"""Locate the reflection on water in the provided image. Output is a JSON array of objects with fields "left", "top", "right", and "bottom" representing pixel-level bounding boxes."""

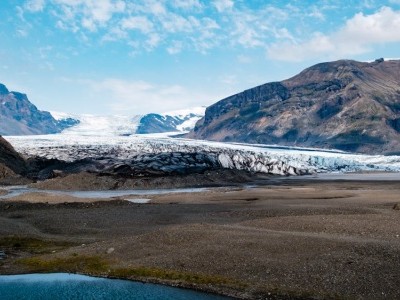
[
  {"left": 0, "top": 186, "right": 209, "bottom": 200},
  {"left": 0, "top": 273, "right": 230, "bottom": 300}
]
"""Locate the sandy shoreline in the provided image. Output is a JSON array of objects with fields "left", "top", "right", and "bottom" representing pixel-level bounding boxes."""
[{"left": 1, "top": 176, "right": 400, "bottom": 299}]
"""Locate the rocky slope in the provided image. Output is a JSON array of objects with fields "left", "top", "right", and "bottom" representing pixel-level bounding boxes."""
[
  {"left": 0, "top": 136, "right": 26, "bottom": 175},
  {"left": 0, "top": 83, "right": 76, "bottom": 135},
  {"left": 188, "top": 59, "right": 400, "bottom": 154}
]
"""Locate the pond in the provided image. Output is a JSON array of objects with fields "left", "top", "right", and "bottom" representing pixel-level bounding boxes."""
[{"left": 0, "top": 273, "right": 230, "bottom": 300}]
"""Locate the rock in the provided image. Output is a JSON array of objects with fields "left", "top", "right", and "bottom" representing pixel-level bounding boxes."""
[
  {"left": 50, "top": 169, "right": 65, "bottom": 178},
  {"left": 106, "top": 247, "right": 115, "bottom": 254},
  {"left": 393, "top": 203, "right": 400, "bottom": 210}
]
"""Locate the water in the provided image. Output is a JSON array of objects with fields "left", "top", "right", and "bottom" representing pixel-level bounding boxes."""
[
  {"left": 0, "top": 273, "right": 230, "bottom": 300},
  {"left": 0, "top": 186, "right": 209, "bottom": 200},
  {"left": 285, "top": 172, "right": 400, "bottom": 181}
]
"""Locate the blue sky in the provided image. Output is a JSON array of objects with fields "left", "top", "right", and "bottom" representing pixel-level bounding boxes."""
[{"left": 1, "top": 0, "right": 400, "bottom": 115}]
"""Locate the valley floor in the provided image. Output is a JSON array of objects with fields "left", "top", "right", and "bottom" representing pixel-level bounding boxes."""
[{"left": 1, "top": 177, "right": 400, "bottom": 299}]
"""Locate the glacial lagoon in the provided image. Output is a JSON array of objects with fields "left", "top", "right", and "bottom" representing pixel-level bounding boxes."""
[{"left": 0, "top": 273, "right": 230, "bottom": 300}]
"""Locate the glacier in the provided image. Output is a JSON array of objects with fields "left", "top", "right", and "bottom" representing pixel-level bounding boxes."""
[
  {"left": 5, "top": 134, "right": 400, "bottom": 176},
  {"left": 50, "top": 107, "right": 206, "bottom": 136}
]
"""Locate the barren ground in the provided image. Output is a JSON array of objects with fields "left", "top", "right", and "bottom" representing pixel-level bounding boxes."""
[{"left": 1, "top": 178, "right": 400, "bottom": 299}]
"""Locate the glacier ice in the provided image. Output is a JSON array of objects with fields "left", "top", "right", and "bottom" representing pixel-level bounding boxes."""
[{"left": 5, "top": 134, "right": 400, "bottom": 176}]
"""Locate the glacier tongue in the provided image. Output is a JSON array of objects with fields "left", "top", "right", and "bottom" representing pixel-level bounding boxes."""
[{"left": 5, "top": 134, "right": 400, "bottom": 176}]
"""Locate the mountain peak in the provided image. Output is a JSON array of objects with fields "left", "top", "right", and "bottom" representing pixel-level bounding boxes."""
[
  {"left": 0, "top": 83, "right": 66, "bottom": 135},
  {"left": 0, "top": 83, "right": 9, "bottom": 95},
  {"left": 188, "top": 59, "right": 400, "bottom": 154}
]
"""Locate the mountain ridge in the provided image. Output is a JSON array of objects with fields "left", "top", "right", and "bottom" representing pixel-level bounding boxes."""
[
  {"left": 0, "top": 83, "right": 77, "bottom": 135},
  {"left": 187, "top": 59, "right": 400, "bottom": 154}
]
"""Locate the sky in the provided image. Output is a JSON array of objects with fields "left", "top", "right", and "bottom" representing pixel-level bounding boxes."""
[{"left": 1, "top": 0, "right": 400, "bottom": 115}]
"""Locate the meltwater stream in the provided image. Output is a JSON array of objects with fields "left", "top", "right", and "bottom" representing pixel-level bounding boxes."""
[
  {"left": 0, "top": 273, "right": 230, "bottom": 300},
  {"left": 0, "top": 186, "right": 209, "bottom": 200}
]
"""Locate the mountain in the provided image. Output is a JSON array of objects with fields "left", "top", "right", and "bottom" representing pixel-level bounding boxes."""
[
  {"left": 52, "top": 107, "right": 205, "bottom": 136},
  {"left": 0, "top": 135, "right": 26, "bottom": 175},
  {"left": 136, "top": 107, "right": 205, "bottom": 134},
  {"left": 187, "top": 59, "right": 400, "bottom": 154},
  {"left": 0, "top": 83, "right": 77, "bottom": 135},
  {"left": 0, "top": 80, "right": 204, "bottom": 136}
]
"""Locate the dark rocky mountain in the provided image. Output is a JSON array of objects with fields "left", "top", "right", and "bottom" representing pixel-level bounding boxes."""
[
  {"left": 0, "top": 136, "right": 26, "bottom": 175},
  {"left": 0, "top": 83, "right": 77, "bottom": 135},
  {"left": 187, "top": 59, "right": 400, "bottom": 154}
]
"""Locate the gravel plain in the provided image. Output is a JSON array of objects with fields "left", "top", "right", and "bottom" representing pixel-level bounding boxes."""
[{"left": 0, "top": 176, "right": 400, "bottom": 299}]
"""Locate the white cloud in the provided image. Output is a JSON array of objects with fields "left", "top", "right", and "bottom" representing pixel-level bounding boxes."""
[
  {"left": 167, "top": 41, "right": 183, "bottom": 54},
  {"left": 268, "top": 7, "right": 400, "bottom": 61},
  {"left": 24, "top": 0, "right": 398, "bottom": 61},
  {"left": 172, "top": 0, "right": 203, "bottom": 10},
  {"left": 145, "top": 1, "right": 167, "bottom": 16},
  {"left": 25, "top": 0, "right": 45, "bottom": 12},
  {"left": 145, "top": 33, "right": 162, "bottom": 49},
  {"left": 161, "top": 13, "right": 195, "bottom": 32},
  {"left": 272, "top": 27, "right": 295, "bottom": 42},
  {"left": 228, "top": 7, "right": 281, "bottom": 48},
  {"left": 340, "top": 7, "right": 400, "bottom": 44},
  {"left": 213, "top": 0, "right": 234, "bottom": 12},
  {"left": 121, "top": 16, "right": 154, "bottom": 33},
  {"left": 308, "top": 6, "right": 325, "bottom": 20},
  {"left": 233, "top": 21, "right": 263, "bottom": 47},
  {"left": 53, "top": 0, "right": 126, "bottom": 31}
]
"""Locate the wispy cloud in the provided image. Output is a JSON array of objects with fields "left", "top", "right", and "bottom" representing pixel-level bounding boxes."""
[
  {"left": 173, "top": 0, "right": 203, "bottom": 11},
  {"left": 213, "top": 0, "right": 234, "bottom": 12},
  {"left": 52, "top": 0, "right": 126, "bottom": 32},
  {"left": 19, "top": 0, "right": 305, "bottom": 54},
  {"left": 24, "top": 0, "right": 45, "bottom": 12},
  {"left": 121, "top": 16, "right": 154, "bottom": 33},
  {"left": 67, "top": 77, "right": 224, "bottom": 114},
  {"left": 167, "top": 40, "right": 183, "bottom": 54},
  {"left": 21, "top": 0, "right": 400, "bottom": 62}
]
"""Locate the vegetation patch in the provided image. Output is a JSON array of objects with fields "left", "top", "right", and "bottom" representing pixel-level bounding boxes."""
[
  {"left": 17, "top": 256, "right": 246, "bottom": 289},
  {"left": 0, "top": 236, "right": 74, "bottom": 254},
  {"left": 16, "top": 255, "right": 109, "bottom": 274}
]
